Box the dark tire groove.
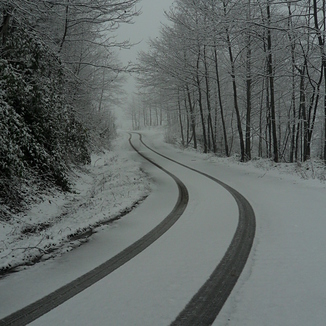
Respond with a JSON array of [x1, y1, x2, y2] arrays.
[[0, 133, 189, 326], [136, 133, 256, 326]]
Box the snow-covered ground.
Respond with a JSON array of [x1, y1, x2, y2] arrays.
[[149, 131, 326, 326], [0, 134, 151, 274], [1, 128, 326, 325]]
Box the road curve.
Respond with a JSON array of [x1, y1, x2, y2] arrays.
[[136, 133, 256, 326], [0, 133, 189, 326]]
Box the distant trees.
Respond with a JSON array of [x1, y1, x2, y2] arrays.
[[136, 0, 326, 164], [0, 0, 140, 215], [128, 92, 164, 130]]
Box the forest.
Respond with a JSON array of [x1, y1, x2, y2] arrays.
[[2, 0, 326, 217], [0, 0, 139, 217], [134, 0, 326, 164]]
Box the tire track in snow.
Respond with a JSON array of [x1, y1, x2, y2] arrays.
[[0, 133, 189, 326], [137, 133, 256, 326]]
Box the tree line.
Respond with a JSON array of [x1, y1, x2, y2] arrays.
[[0, 0, 139, 216], [136, 0, 326, 164]]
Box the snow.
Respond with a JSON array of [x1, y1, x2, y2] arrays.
[[153, 132, 326, 326], [210, 162, 326, 326], [26, 132, 239, 326], [0, 134, 151, 274], [1, 128, 326, 326]]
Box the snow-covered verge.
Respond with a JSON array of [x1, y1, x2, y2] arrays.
[[170, 139, 326, 185], [0, 133, 151, 275], [213, 155, 326, 183]]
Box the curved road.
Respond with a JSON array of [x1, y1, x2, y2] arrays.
[[0, 134, 189, 326], [136, 133, 256, 325], [0, 132, 255, 326]]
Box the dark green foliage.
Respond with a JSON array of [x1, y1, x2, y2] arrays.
[[0, 26, 90, 213]]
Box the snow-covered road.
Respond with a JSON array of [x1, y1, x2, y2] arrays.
[[142, 132, 326, 326], [1, 130, 325, 326], [26, 133, 240, 326]]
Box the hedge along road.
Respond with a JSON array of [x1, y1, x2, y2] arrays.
[[0, 134, 189, 326], [135, 133, 256, 325]]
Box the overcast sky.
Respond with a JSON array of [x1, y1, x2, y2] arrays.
[[116, 0, 175, 98]]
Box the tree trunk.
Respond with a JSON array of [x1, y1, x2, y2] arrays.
[[186, 85, 197, 149], [178, 89, 185, 146], [196, 49, 208, 153], [58, 1, 70, 53], [297, 67, 309, 161], [223, 1, 245, 161], [258, 79, 264, 157], [265, 72, 272, 158], [214, 46, 229, 156], [306, 67, 323, 159], [287, 2, 296, 163], [266, 1, 279, 162], [204, 45, 216, 153], [245, 0, 252, 161], [1, 8, 10, 47], [312, 0, 326, 162]]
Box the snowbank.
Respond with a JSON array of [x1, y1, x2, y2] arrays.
[[0, 134, 151, 275]]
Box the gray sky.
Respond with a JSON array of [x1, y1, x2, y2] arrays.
[[116, 0, 175, 98]]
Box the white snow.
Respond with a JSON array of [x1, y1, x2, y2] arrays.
[[1, 128, 326, 326], [0, 134, 151, 273]]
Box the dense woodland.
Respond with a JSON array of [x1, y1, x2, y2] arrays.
[[0, 0, 139, 216], [134, 0, 326, 164]]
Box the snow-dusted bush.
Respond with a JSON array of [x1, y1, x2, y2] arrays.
[[0, 27, 90, 215]]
